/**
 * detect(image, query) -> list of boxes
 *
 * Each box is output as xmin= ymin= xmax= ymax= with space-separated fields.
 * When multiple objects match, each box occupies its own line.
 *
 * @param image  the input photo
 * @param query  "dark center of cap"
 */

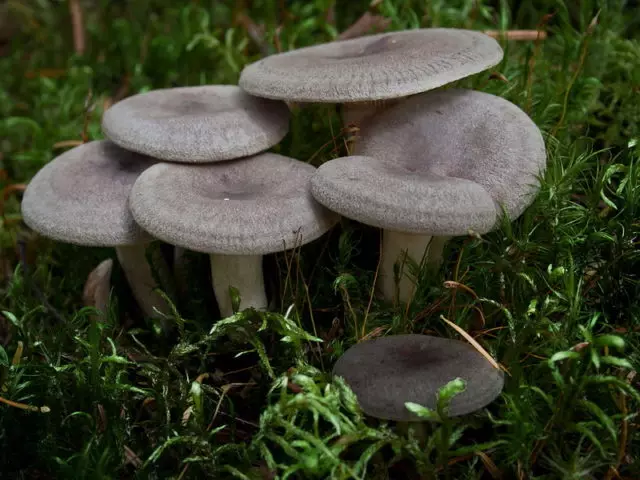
xmin=327 ymin=34 xmax=401 ymax=60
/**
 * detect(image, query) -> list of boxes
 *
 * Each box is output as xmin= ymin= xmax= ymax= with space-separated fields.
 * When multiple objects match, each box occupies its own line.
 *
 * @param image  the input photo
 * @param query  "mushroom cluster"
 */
xmin=22 ymin=85 xmax=338 ymax=319
xmin=22 ymin=26 xmax=546 ymax=419
xmin=240 ymin=27 xmax=546 ymax=305
xmin=238 ymin=28 xmax=546 ymax=418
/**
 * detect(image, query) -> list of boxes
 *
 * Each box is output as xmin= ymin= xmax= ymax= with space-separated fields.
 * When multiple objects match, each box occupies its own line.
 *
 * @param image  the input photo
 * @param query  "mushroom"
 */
xmin=239 ymin=28 xmax=503 ymax=127
xmin=333 ymin=334 xmax=504 ymax=421
xmin=102 ymin=84 xmax=291 ymax=292
xmin=129 ymin=153 xmax=339 ymax=318
xmin=21 ymin=140 xmax=171 ymax=320
xmin=311 ymin=88 xmax=546 ymax=303
xmin=101 ymin=85 xmax=290 ymax=162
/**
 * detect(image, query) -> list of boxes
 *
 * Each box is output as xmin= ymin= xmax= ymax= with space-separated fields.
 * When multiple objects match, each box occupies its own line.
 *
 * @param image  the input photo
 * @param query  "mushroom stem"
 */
xmin=115 ymin=244 xmax=171 ymax=319
xmin=342 ymin=102 xmax=381 ymax=128
xmin=209 ymin=254 xmax=267 ymax=318
xmin=341 ymin=99 xmax=402 ymax=147
xmin=379 ymin=231 xmax=450 ymax=303
xmin=342 ymin=99 xmax=403 ymax=126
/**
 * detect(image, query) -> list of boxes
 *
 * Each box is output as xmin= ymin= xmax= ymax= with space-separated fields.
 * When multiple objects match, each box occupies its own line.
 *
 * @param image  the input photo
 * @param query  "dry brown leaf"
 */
xmin=476 ymin=450 xmax=503 ymax=479
xmin=68 ymin=0 xmax=86 ymax=55
xmin=338 ymin=12 xmax=391 ymax=40
xmin=181 ymin=405 xmax=193 ymax=426
xmin=123 ymin=445 xmax=143 ymax=468
xmin=52 ymin=140 xmax=84 ymax=149
xmin=24 ymin=69 xmax=68 ymax=79
xmin=483 ymin=30 xmax=548 ymax=41
xmin=82 ymin=258 xmax=114 ymax=318
xmin=236 ymin=12 xmax=269 ymax=55
xmin=440 ymin=315 xmax=502 ymax=371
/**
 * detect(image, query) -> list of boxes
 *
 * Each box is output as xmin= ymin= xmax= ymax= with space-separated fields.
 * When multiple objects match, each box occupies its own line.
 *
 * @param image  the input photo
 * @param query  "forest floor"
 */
xmin=0 ymin=1 xmax=639 ymax=479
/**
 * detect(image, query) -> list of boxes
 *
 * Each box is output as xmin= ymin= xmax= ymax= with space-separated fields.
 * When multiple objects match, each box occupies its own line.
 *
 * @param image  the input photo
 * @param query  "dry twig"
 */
xmin=337 ymin=11 xmax=391 ymax=40
xmin=483 ymin=30 xmax=548 ymax=41
xmin=236 ymin=12 xmax=269 ymax=56
xmin=68 ymin=0 xmax=86 ymax=55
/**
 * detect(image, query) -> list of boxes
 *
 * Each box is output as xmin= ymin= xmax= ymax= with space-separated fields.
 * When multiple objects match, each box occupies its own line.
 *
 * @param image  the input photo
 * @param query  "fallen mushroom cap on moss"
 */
xmin=129 ymin=152 xmax=339 ymax=318
xmin=102 ymin=85 xmax=290 ymax=163
xmin=311 ymin=88 xmax=547 ymax=303
xmin=21 ymin=140 xmax=171 ymax=320
xmin=239 ymin=28 xmax=503 ymax=125
xmin=333 ymin=334 xmax=504 ymax=421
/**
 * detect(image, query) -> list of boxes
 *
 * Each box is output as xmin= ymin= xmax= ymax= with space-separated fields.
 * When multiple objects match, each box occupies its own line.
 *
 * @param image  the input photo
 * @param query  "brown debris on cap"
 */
xmin=239 ymin=28 xmax=503 ymax=103
xmin=102 ymin=85 xmax=290 ymax=163
xmin=311 ymin=89 xmax=546 ymax=234
xmin=333 ymin=334 xmax=504 ymax=421
xmin=21 ymin=140 xmax=156 ymax=246
xmin=129 ymin=153 xmax=339 ymax=255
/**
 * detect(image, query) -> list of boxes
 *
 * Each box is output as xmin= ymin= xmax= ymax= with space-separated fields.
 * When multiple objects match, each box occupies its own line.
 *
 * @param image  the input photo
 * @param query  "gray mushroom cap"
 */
xmin=333 ymin=334 xmax=504 ymax=421
xmin=311 ymin=89 xmax=546 ymax=234
xmin=21 ymin=140 xmax=156 ymax=246
xmin=129 ymin=153 xmax=340 ymax=255
xmin=239 ymin=28 xmax=503 ymax=103
xmin=102 ymin=85 xmax=290 ymax=163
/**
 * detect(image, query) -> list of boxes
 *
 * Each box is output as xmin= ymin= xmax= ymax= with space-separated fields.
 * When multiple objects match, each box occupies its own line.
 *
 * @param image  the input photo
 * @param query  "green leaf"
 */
xmin=449 ymin=440 xmax=509 ymax=456
xmin=590 ymin=348 xmax=601 ymax=369
xmin=229 ymin=286 xmax=241 ymax=314
xmin=224 ymin=465 xmax=252 ymax=480
xmin=593 ymin=335 xmax=625 ymax=350
xmin=190 ymin=380 xmax=204 ymax=424
xmin=549 ymin=350 xmax=581 ymax=364
xmin=405 ymin=402 xmax=440 ymax=422
xmin=579 ymin=399 xmax=617 ymax=443
xmin=527 ymin=386 xmax=555 ymax=409
xmin=448 ymin=425 xmax=468 ymax=447
xmin=0 ymin=346 xmax=8 ymax=367
xmin=437 ymin=378 xmax=467 ymax=414
xmin=573 ymin=423 xmax=607 ymax=458
xmin=1 ymin=311 xmax=19 ymax=327
xmin=599 ymin=356 xmax=634 ymax=369
xmin=585 ymin=376 xmax=640 ymax=401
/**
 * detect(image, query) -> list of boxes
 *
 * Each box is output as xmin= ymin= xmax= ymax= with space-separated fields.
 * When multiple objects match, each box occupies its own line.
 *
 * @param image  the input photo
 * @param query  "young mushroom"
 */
xmin=129 ymin=153 xmax=339 ymax=318
xmin=239 ymin=28 xmax=503 ymax=127
xmin=101 ymin=85 xmax=290 ymax=162
xmin=311 ymin=89 xmax=546 ymax=303
xmin=21 ymin=140 xmax=171 ymax=320
xmin=333 ymin=334 xmax=504 ymax=421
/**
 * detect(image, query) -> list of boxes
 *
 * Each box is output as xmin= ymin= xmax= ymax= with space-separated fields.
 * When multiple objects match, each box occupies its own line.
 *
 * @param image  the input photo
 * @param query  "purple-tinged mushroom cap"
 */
xmin=311 ymin=88 xmax=546 ymax=303
xmin=129 ymin=153 xmax=339 ymax=317
xmin=351 ymin=88 xmax=547 ymax=221
xmin=333 ymin=334 xmax=504 ymax=421
xmin=310 ymin=155 xmax=499 ymax=236
xmin=129 ymin=153 xmax=337 ymax=255
xmin=21 ymin=140 xmax=156 ymax=246
xmin=102 ymin=85 xmax=290 ymax=163
xmin=21 ymin=140 xmax=171 ymax=320
xmin=239 ymin=29 xmax=503 ymax=103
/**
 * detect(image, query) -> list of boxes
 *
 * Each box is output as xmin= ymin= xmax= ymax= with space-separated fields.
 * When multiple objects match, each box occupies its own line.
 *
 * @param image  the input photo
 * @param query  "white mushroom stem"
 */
xmin=378 ymin=231 xmax=450 ymax=304
xmin=342 ymin=102 xmax=381 ymax=128
xmin=115 ymin=244 xmax=171 ymax=319
xmin=209 ymin=254 xmax=267 ymax=318
xmin=342 ymin=99 xmax=402 ymax=129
